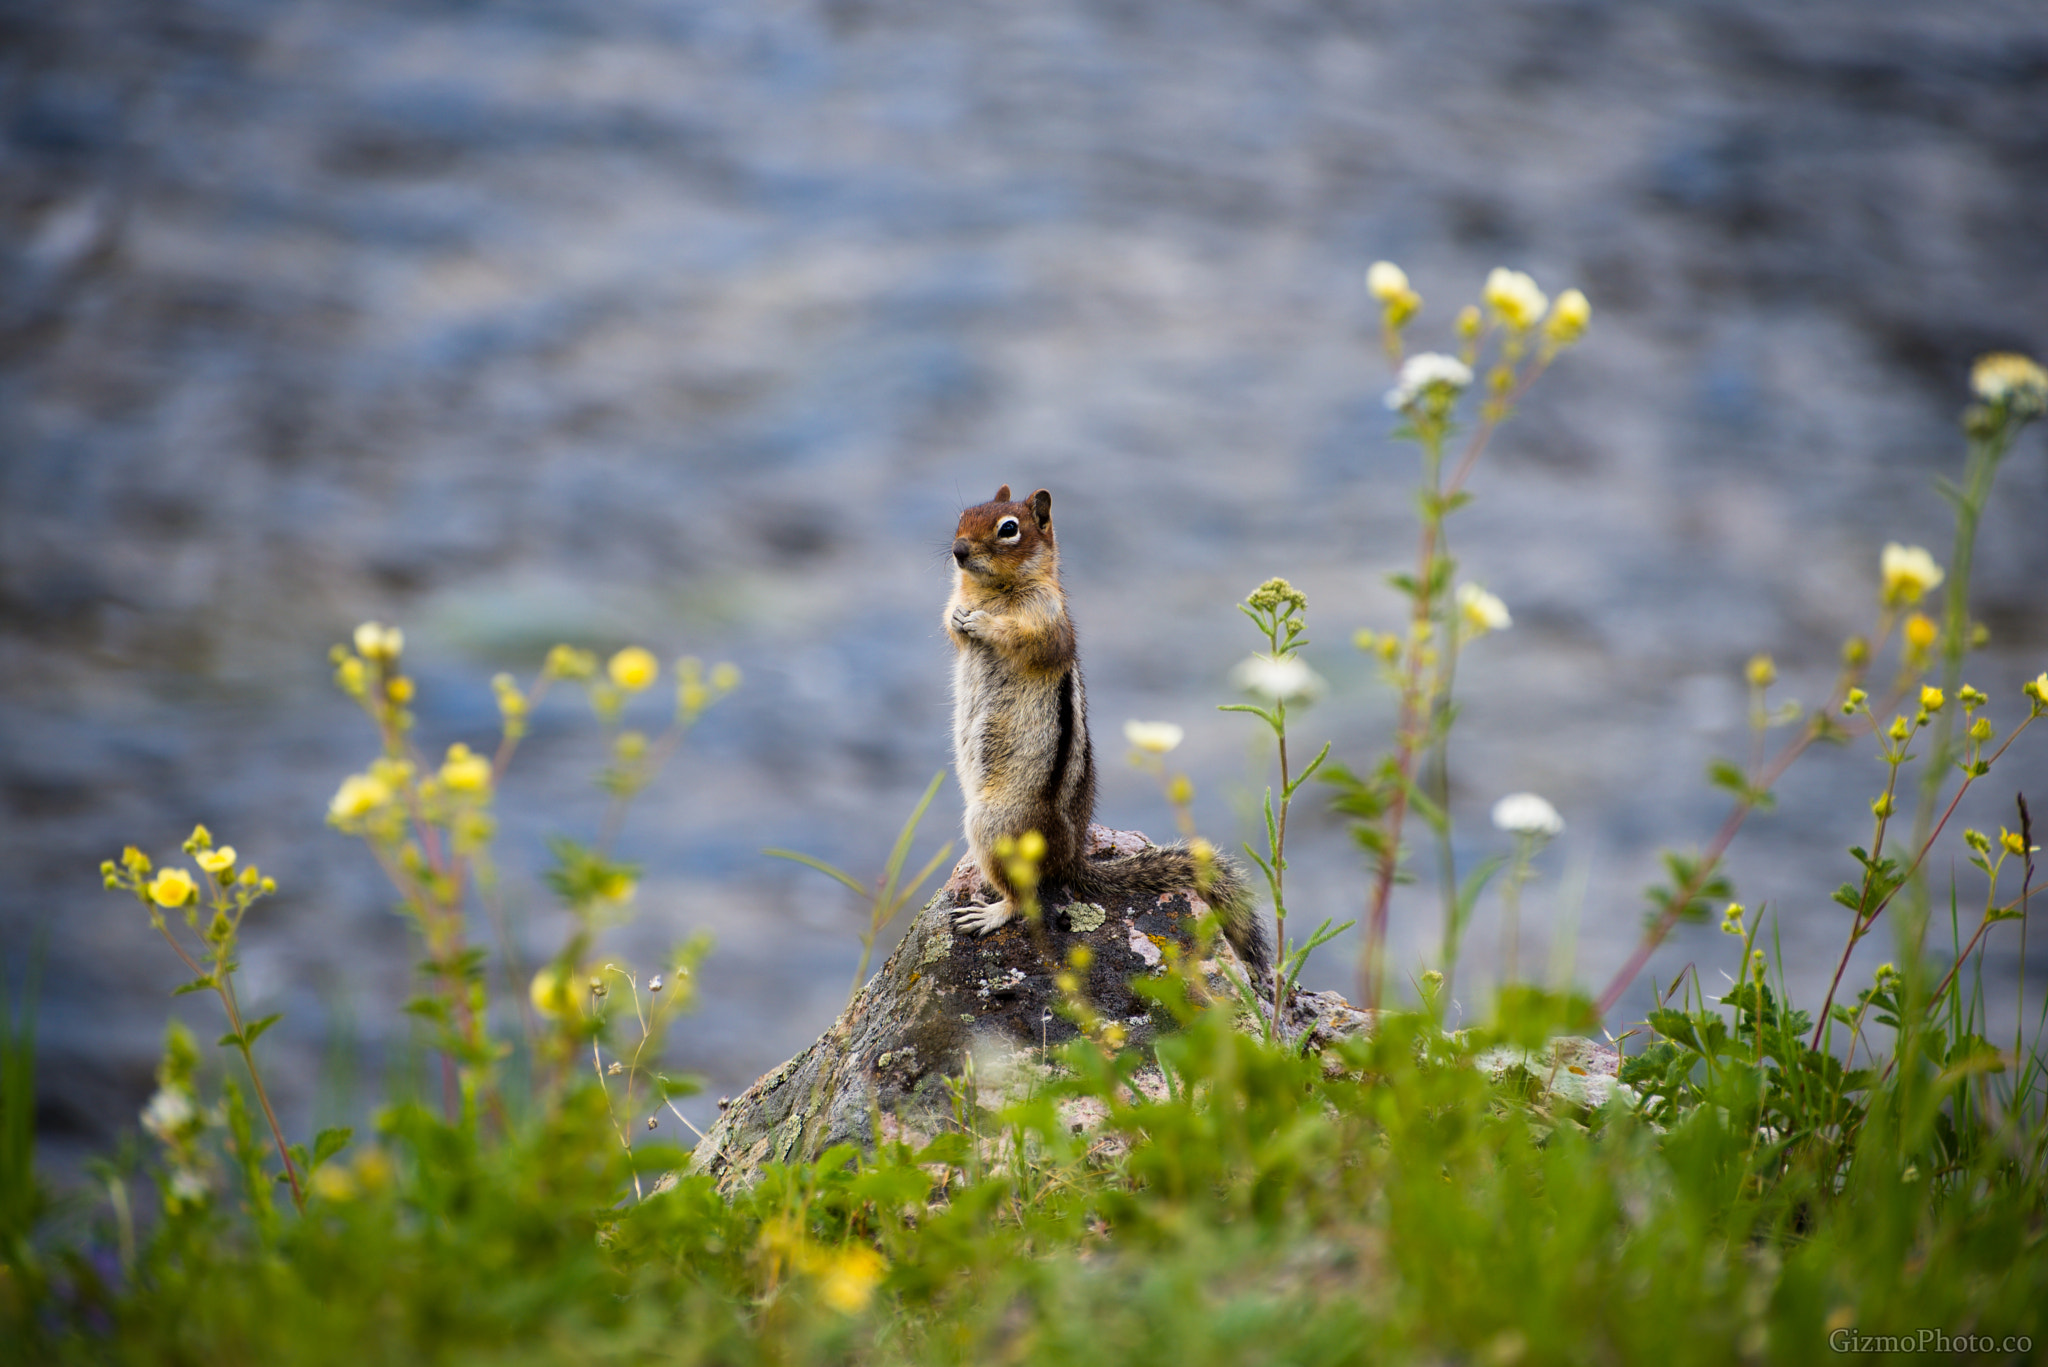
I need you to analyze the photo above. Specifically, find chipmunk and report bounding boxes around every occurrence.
[944,485,1270,981]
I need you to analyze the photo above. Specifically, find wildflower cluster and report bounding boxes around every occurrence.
[101,824,304,1211]
[1223,577,1335,1010]
[1332,263,1591,1007]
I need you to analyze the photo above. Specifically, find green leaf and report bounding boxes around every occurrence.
[762,848,869,898]
[1285,741,1333,798]
[242,1013,282,1047]
[1707,759,1750,798]
[1217,702,1281,733]
[913,1133,973,1167]
[171,977,216,997]
[878,771,948,913]
[312,1127,354,1167]
[656,1073,703,1100]
[1453,854,1508,939]
[892,841,958,919]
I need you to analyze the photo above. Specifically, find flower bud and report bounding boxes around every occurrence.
[608,646,659,693]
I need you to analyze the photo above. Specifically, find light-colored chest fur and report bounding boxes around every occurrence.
[950,649,1071,807]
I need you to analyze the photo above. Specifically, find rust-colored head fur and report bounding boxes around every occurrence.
[952,484,1055,587]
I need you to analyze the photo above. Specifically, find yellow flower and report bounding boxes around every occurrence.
[1903,613,1938,653]
[1482,267,1548,331]
[529,966,578,1018]
[334,656,367,697]
[1745,654,1776,689]
[1919,686,1944,714]
[1880,543,1943,607]
[545,644,598,681]
[1971,352,2048,412]
[1123,720,1185,755]
[710,662,742,694]
[1455,305,1482,341]
[607,646,659,693]
[1456,583,1511,636]
[148,868,197,908]
[310,1163,357,1202]
[329,773,392,821]
[386,676,415,704]
[194,847,237,877]
[2001,829,2031,857]
[353,621,403,662]
[491,673,527,718]
[2025,672,2048,704]
[1541,287,1590,347]
[438,743,492,793]
[1886,716,1910,744]
[816,1245,887,1315]
[1366,261,1420,326]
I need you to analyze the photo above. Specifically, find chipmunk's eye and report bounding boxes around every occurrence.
[997,519,1020,539]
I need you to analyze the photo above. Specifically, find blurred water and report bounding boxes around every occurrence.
[4,0,2047,1169]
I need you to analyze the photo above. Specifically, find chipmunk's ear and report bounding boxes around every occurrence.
[992,484,1011,504]
[1030,489,1052,531]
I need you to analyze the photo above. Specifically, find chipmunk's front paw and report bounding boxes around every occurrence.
[950,607,990,639]
[953,901,1015,936]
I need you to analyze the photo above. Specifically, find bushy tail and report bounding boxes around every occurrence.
[1068,844,1271,984]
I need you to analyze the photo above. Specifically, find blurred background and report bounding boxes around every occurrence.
[5,0,2047,1174]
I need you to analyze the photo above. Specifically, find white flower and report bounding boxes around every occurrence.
[1971,352,2047,410]
[1879,543,1944,607]
[1384,352,1474,411]
[1123,720,1186,755]
[1492,792,1564,837]
[167,1168,210,1208]
[1456,583,1511,635]
[1366,261,1411,302]
[1483,268,1549,330]
[352,621,403,661]
[1231,654,1326,705]
[141,1087,196,1141]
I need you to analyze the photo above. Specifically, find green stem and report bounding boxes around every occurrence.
[1907,420,2019,950]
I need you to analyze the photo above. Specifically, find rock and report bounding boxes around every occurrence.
[685,824,1621,1191]
[687,825,1284,1190]
[1473,1036,1631,1111]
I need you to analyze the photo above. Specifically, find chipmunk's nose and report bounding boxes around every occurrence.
[952,539,971,565]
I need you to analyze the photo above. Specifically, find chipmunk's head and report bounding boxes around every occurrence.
[952,485,1055,587]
